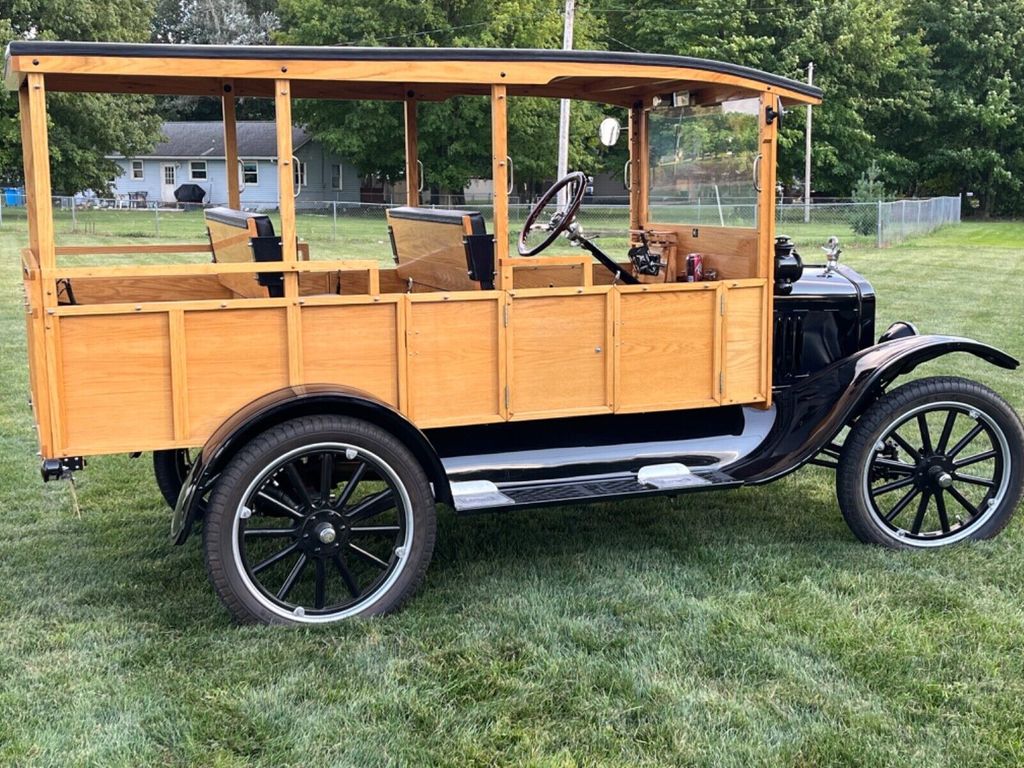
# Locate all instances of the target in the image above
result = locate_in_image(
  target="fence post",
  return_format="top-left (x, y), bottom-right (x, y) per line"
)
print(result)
top-left (155, 204), bottom-right (160, 237)
top-left (70, 197), bottom-right (76, 232)
top-left (332, 200), bottom-right (337, 240)
top-left (876, 200), bottom-right (883, 248)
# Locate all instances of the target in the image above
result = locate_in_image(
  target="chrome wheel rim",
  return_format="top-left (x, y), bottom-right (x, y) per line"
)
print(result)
top-left (231, 442), bottom-right (414, 623)
top-left (860, 401), bottom-right (1011, 547)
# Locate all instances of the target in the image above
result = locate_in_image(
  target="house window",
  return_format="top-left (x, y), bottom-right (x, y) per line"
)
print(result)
top-left (189, 160), bottom-right (208, 180)
top-left (294, 160), bottom-right (307, 188)
top-left (242, 161), bottom-right (258, 186)
top-left (163, 165), bottom-right (176, 186)
top-left (131, 160), bottom-right (144, 180)
top-left (331, 163), bottom-right (343, 190)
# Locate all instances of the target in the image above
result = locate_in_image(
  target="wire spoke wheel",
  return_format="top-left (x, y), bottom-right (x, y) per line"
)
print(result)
top-left (204, 416), bottom-right (436, 625)
top-left (235, 445), bottom-right (411, 619)
top-left (838, 377), bottom-right (1024, 550)
top-left (863, 402), bottom-right (1008, 543)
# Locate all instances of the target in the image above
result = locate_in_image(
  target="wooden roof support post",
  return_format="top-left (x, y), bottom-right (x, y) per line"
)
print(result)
top-left (756, 91), bottom-right (779, 280)
top-left (275, 79), bottom-right (297, 263)
top-left (24, 73), bottom-right (55, 272)
top-left (404, 95), bottom-right (419, 205)
top-left (491, 84), bottom-right (509, 267)
top-left (17, 86), bottom-right (40, 256)
top-left (628, 101), bottom-right (649, 231)
top-left (222, 81), bottom-right (240, 208)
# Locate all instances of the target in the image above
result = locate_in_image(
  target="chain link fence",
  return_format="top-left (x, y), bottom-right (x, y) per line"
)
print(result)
top-left (0, 194), bottom-right (960, 258)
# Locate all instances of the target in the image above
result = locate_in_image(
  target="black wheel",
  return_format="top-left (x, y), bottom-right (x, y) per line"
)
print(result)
top-left (153, 449), bottom-right (196, 509)
top-left (203, 415), bottom-right (436, 625)
top-left (838, 376), bottom-right (1024, 549)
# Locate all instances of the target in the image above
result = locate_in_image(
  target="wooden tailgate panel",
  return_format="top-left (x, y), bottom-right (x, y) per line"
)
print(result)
top-left (407, 297), bottom-right (503, 426)
top-left (617, 287), bottom-right (718, 412)
top-left (60, 313), bottom-right (174, 452)
top-left (509, 292), bottom-right (610, 418)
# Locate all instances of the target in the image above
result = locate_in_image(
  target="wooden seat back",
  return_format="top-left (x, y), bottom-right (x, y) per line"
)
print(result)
top-left (204, 207), bottom-right (284, 298)
top-left (387, 207), bottom-right (491, 292)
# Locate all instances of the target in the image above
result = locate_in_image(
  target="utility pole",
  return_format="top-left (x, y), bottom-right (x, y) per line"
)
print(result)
top-left (803, 61), bottom-right (814, 224)
top-left (556, 0), bottom-right (575, 204)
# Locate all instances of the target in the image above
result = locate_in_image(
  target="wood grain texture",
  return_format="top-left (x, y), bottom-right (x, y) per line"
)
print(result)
top-left (184, 309), bottom-right (289, 439)
top-left (302, 303), bottom-right (401, 407)
top-left (60, 313), bottom-right (175, 452)
top-left (404, 98), bottom-right (419, 205)
top-left (407, 297), bottom-right (502, 426)
top-left (491, 85), bottom-right (509, 268)
top-left (509, 291), bottom-right (610, 418)
top-left (64, 275), bottom-right (233, 304)
top-left (722, 282), bottom-right (766, 404)
top-left (617, 286), bottom-right (718, 411)
top-left (388, 212), bottom-right (480, 292)
top-left (645, 224), bottom-right (759, 280)
top-left (222, 89), bottom-right (240, 208)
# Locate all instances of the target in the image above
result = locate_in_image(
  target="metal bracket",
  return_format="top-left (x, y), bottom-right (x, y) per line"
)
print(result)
top-left (41, 456), bottom-right (85, 482)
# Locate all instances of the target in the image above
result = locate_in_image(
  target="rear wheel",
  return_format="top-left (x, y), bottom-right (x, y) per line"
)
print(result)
top-left (153, 449), bottom-right (195, 509)
top-left (837, 376), bottom-right (1024, 549)
top-left (203, 415), bottom-right (436, 624)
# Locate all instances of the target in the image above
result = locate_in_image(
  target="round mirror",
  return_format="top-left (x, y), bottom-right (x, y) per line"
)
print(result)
top-left (598, 117), bottom-right (621, 147)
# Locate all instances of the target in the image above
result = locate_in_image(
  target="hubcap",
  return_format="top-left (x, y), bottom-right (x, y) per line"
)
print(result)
top-left (317, 522), bottom-right (337, 544)
top-left (231, 443), bottom-right (413, 623)
top-left (862, 401), bottom-right (1010, 546)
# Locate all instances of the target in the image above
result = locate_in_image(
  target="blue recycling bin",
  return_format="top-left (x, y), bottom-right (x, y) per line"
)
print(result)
top-left (3, 187), bottom-right (25, 206)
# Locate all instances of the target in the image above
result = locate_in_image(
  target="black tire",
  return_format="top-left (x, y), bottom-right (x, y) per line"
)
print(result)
top-left (203, 415), bottom-right (436, 625)
top-left (153, 449), bottom-right (195, 509)
top-left (837, 376), bottom-right (1024, 549)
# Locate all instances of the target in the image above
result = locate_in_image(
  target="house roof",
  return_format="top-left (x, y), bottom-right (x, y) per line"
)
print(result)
top-left (118, 121), bottom-right (312, 160)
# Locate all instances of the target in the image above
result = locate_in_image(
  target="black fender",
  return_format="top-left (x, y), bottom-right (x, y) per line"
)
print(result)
top-left (170, 384), bottom-right (449, 544)
top-left (731, 334), bottom-right (1018, 484)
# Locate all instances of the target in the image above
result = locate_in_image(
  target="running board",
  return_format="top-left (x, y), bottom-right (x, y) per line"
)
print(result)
top-left (450, 464), bottom-right (741, 513)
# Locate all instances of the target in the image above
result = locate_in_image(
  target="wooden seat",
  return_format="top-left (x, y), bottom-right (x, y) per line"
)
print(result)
top-left (387, 206), bottom-right (494, 291)
top-left (204, 207), bottom-right (284, 299)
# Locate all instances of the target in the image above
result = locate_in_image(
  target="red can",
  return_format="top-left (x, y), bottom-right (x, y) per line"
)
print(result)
top-left (685, 253), bottom-right (704, 282)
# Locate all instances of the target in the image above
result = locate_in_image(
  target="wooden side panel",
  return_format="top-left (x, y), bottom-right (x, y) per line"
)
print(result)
top-left (722, 283), bottom-right (766, 404)
top-left (509, 292), bottom-right (610, 418)
top-left (617, 287), bottom-right (718, 412)
top-left (645, 224), bottom-right (759, 280)
top-left (302, 303), bottom-right (401, 406)
top-left (184, 309), bottom-right (289, 438)
top-left (60, 314), bottom-right (174, 451)
top-left (407, 297), bottom-right (502, 426)
top-left (66, 275), bottom-right (233, 304)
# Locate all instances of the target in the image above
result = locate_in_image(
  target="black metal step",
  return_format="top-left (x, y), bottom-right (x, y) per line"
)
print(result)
top-left (450, 467), bottom-right (740, 513)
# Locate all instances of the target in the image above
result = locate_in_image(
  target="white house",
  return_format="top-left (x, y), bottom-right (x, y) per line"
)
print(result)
top-left (109, 121), bottom-right (361, 208)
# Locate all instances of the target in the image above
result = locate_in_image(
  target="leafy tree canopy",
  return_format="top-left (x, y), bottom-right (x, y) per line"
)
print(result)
top-left (1, 0), bottom-right (161, 194)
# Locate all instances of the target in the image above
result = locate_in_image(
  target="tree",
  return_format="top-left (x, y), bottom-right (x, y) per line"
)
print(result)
top-left (276, 0), bottom-right (611, 196)
top-left (896, 0), bottom-right (1024, 216)
top-left (1, 0), bottom-right (161, 195)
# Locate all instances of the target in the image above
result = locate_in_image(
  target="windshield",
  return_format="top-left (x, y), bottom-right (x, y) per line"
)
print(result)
top-left (648, 97), bottom-right (760, 228)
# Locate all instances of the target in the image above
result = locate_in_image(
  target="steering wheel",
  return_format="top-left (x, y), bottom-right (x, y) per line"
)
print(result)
top-left (518, 171), bottom-right (588, 256)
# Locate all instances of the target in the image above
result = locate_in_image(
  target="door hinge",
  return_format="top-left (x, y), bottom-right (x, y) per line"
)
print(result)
top-left (503, 303), bottom-right (510, 327)
top-left (719, 371), bottom-right (724, 394)
top-left (720, 293), bottom-right (726, 315)
top-left (504, 385), bottom-right (510, 410)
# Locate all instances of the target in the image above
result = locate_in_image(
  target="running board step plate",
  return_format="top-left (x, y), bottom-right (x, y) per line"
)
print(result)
top-left (451, 467), bottom-right (739, 513)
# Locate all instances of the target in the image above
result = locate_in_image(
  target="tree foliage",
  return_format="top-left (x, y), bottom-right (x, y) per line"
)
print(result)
top-left (276, 0), bottom-right (611, 195)
top-left (1, 0), bottom-right (161, 194)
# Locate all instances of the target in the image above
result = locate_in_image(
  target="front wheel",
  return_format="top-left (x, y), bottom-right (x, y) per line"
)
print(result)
top-left (837, 376), bottom-right (1024, 549)
top-left (203, 415), bottom-right (436, 625)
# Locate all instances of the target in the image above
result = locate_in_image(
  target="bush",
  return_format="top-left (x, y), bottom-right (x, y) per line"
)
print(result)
top-left (850, 162), bottom-right (886, 235)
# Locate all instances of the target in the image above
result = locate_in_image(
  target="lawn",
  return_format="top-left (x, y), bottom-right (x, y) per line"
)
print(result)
top-left (0, 218), bottom-right (1023, 767)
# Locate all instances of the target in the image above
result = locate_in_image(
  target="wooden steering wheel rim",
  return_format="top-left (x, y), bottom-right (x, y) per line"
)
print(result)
top-left (517, 172), bottom-right (588, 257)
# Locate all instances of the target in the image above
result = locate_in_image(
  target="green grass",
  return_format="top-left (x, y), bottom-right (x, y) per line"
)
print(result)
top-left (0, 219), bottom-right (1022, 766)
